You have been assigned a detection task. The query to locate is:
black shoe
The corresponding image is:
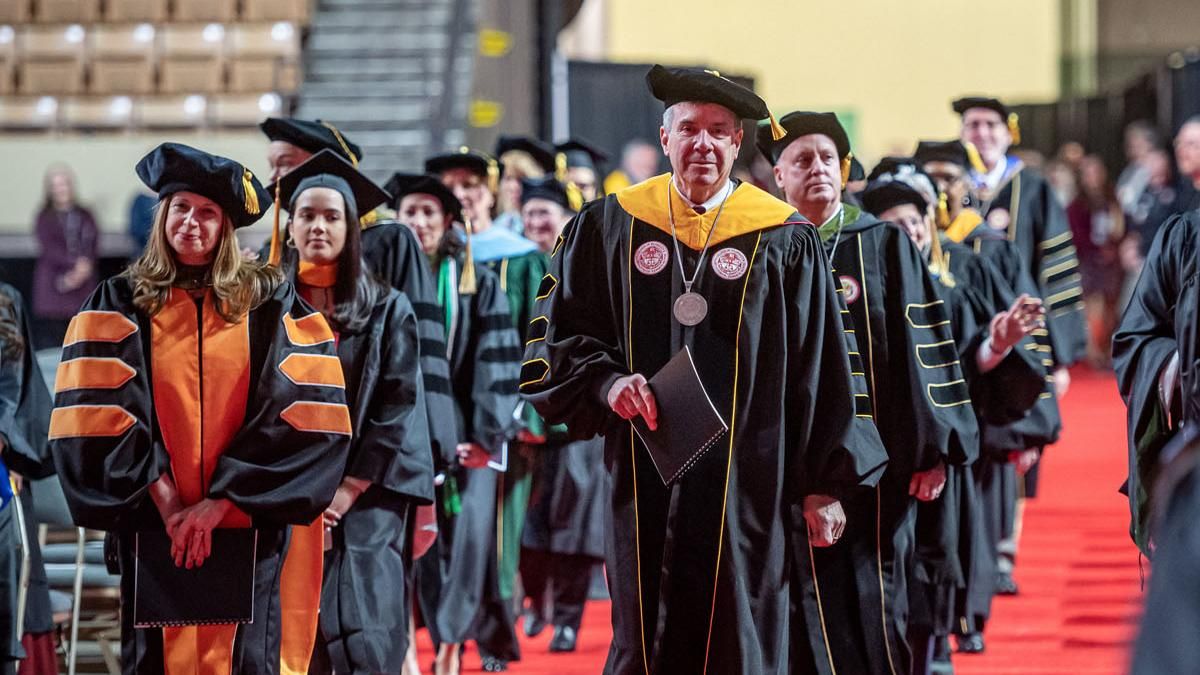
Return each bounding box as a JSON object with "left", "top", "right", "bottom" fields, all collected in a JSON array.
[
  {"left": 956, "top": 632, "right": 985, "bottom": 654},
  {"left": 995, "top": 571, "right": 1019, "bottom": 596},
  {"left": 931, "top": 636, "right": 954, "bottom": 672},
  {"left": 548, "top": 626, "right": 578, "bottom": 653},
  {"left": 480, "top": 655, "right": 508, "bottom": 672},
  {"left": 523, "top": 608, "right": 547, "bottom": 638}
]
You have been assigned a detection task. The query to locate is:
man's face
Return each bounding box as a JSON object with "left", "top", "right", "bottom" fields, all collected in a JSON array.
[
  {"left": 773, "top": 133, "right": 842, "bottom": 210},
  {"left": 567, "top": 166, "right": 598, "bottom": 201},
  {"left": 960, "top": 109, "right": 1011, "bottom": 169},
  {"left": 521, "top": 198, "right": 570, "bottom": 253},
  {"left": 1174, "top": 122, "right": 1200, "bottom": 180},
  {"left": 440, "top": 168, "right": 495, "bottom": 225},
  {"left": 659, "top": 102, "right": 743, "bottom": 192},
  {"left": 267, "top": 141, "right": 312, "bottom": 183}
]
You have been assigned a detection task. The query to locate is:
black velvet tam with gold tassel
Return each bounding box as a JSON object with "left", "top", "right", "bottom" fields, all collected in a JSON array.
[{"left": 135, "top": 142, "right": 271, "bottom": 229}]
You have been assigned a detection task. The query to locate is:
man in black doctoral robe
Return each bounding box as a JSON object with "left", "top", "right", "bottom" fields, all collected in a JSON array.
[
  {"left": 1113, "top": 211, "right": 1200, "bottom": 555},
  {"left": 760, "top": 113, "right": 979, "bottom": 674},
  {"left": 520, "top": 66, "right": 888, "bottom": 675}
]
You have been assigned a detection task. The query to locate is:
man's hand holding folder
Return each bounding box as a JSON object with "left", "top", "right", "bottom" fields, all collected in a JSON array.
[{"left": 607, "top": 374, "right": 659, "bottom": 431}]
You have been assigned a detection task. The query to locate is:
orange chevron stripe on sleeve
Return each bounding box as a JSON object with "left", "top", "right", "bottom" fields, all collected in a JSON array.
[
  {"left": 55, "top": 357, "right": 137, "bottom": 393},
  {"left": 63, "top": 311, "right": 138, "bottom": 346},
  {"left": 278, "top": 353, "right": 346, "bottom": 388},
  {"left": 48, "top": 405, "right": 137, "bottom": 439},
  {"left": 282, "top": 312, "right": 335, "bottom": 346},
  {"left": 280, "top": 401, "right": 352, "bottom": 435}
]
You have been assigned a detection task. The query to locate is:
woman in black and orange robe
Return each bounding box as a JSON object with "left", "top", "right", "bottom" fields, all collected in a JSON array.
[
  {"left": 49, "top": 143, "right": 352, "bottom": 675},
  {"left": 268, "top": 150, "right": 435, "bottom": 674}
]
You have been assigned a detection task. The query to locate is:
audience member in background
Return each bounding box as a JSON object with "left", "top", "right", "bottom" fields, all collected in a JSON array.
[
  {"left": 601, "top": 138, "right": 660, "bottom": 193},
  {"left": 1067, "top": 155, "right": 1125, "bottom": 368},
  {"left": 31, "top": 165, "right": 98, "bottom": 349},
  {"left": 1171, "top": 116, "right": 1200, "bottom": 215},
  {"left": 1129, "top": 149, "right": 1177, "bottom": 258},
  {"left": 1044, "top": 159, "right": 1078, "bottom": 207},
  {"left": 1116, "top": 121, "right": 1160, "bottom": 216},
  {"left": 127, "top": 189, "right": 158, "bottom": 253},
  {"left": 1056, "top": 141, "right": 1086, "bottom": 172}
]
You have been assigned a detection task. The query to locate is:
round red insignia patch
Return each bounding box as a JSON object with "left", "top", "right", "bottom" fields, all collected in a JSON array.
[
  {"left": 711, "top": 247, "right": 748, "bottom": 280},
  {"left": 839, "top": 275, "right": 861, "bottom": 304},
  {"left": 634, "top": 241, "right": 669, "bottom": 275},
  {"left": 986, "top": 208, "right": 1012, "bottom": 232}
]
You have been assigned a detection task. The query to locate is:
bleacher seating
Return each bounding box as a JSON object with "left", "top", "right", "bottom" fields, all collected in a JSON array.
[{"left": 0, "top": 0, "right": 309, "bottom": 130}]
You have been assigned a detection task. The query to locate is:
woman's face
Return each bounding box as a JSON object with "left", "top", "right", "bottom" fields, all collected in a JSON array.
[
  {"left": 165, "top": 191, "right": 225, "bottom": 266},
  {"left": 398, "top": 193, "right": 450, "bottom": 256},
  {"left": 288, "top": 187, "right": 347, "bottom": 265},
  {"left": 48, "top": 171, "right": 74, "bottom": 209},
  {"left": 500, "top": 171, "right": 523, "bottom": 212},
  {"left": 441, "top": 168, "right": 495, "bottom": 226}
]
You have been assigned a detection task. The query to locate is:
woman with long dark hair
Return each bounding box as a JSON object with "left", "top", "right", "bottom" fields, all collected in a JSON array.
[
  {"left": 267, "top": 150, "right": 435, "bottom": 674},
  {"left": 49, "top": 143, "right": 352, "bottom": 675}
]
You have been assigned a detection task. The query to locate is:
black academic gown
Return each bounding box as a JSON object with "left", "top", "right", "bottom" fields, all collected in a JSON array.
[
  {"left": 815, "top": 208, "right": 978, "bottom": 675},
  {"left": 908, "top": 242, "right": 1044, "bottom": 659},
  {"left": 521, "top": 175, "right": 889, "bottom": 675},
  {"left": 0, "top": 283, "right": 55, "bottom": 669},
  {"left": 412, "top": 251, "right": 523, "bottom": 660},
  {"left": 975, "top": 162, "right": 1087, "bottom": 367},
  {"left": 1113, "top": 212, "right": 1200, "bottom": 555},
  {"left": 360, "top": 221, "right": 460, "bottom": 468},
  {"left": 314, "top": 287, "right": 435, "bottom": 674},
  {"left": 49, "top": 276, "right": 352, "bottom": 675}
]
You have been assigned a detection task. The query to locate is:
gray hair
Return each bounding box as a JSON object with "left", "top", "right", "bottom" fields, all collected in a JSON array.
[{"left": 662, "top": 103, "right": 740, "bottom": 132}]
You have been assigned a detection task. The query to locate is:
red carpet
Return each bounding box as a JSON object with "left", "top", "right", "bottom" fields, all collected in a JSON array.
[{"left": 416, "top": 367, "right": 1142, "bottom": 673}]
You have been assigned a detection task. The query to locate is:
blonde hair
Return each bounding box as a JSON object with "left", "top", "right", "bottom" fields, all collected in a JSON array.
[
  {"left": 499, "top": 150, "right": 546, "bottom": 213},
  {"left": 124, "top": 196, "right": 282, "bottom": 323}
]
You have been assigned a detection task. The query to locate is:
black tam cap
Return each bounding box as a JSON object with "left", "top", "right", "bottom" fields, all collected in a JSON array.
[
  {"left": 519, "top": 176, "right": 574, "bottom": 211},
  {"left": 861, "top": 161, "right": 938, "bottom": 215},
  {"left": 914, "top": 140, "right": 969, "bottom": 168},
  {"left": 424, "top": 147, "right": 499, "bottom": 192},
  {"left": 271, "top": 149, "right": 391, "bottom": 216},
  {"left": 385, "top": 172, "right": 462, "bottom": 222},
  {"left": 756, "top": 111, "right": 851, "bottom": 165},
  {"left": 260, "top": 117, "right": 363, "bottom": 165},
  {"left": 951, "top": 97, "right": 1010, "bottom": 119},
  {"left": 556, "top": 138, "right": 609, "bottom": 172},
  {"left": 495, "top": 135, "right": 557, "bottom": 173},
  {"left": 136, "top": 142, "right": 270, "bottom": 229},
  {"left": 646, "top": 64, "right": 785, "bottom": 140}
]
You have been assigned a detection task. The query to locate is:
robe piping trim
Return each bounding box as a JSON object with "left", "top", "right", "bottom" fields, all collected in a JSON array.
[
  {"left": 626, "top": 214, "right": 650, "bottom": 675},
  {"left": 536, "top": 274, "right": 558, "bottom": 301},
  {"left": 519, "top": 358, "right": 550, "bottom": 388},
  {"left": 525, "top": 316, "right": 549, "bottom": 346},
  {"left": 926, "top": 380, "right": 971, "bottom": 408},
  {"left": 857, "top": 234, "right": 899, "bottom": 675},
  {"left": 914, "top": 340, "right": 962, "bottom": 369},
  {"left": 1038, "top": 230, "right": 1073, "bottom": 250},
  {"left": 500, "top": 257, "right": 510, "bottom": 293},
  {"left": 1006, "top": 171, "right": 1021, "bottom": 242},
  {"left": 904, "top": 300, "right": 951, "bottom": 329},
  {"left": 808, "top": 537, "right": 839, "bottom": 674},
  {"left": 702, "top": 231, "right": 761, "bottom": 674}
]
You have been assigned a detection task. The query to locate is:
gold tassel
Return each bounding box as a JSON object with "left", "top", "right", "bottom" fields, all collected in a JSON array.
[
  {"left": 486, "top": 158, "right": 500, "bottom": 194},
  {"left": 936, "top": 192, "right": 950, "bottom": 229},
  {"left": 840, "top": 153, "right": 853, "bottom": 188},
  {"left": 555, "top": 152, "right": 568, "bottom": 183},
  {"left": 320, "top": 121, "right": 359, "bottom": 166},
  {"left": 769, "top": 112, "right": 787, "bottom": 142},
  {"left": 268, "top": 180, "right": 282, "bottom": 266},
  {"left": 459, "top": 218, "right": 477, "bottom": 295},
  {"left": 964, "top": 142, "right": 987, "bottom": 174},
  {"left": 242, "top": 169, "right": 260, "bottom": 215},
  {"left": 359, "top": 209, "right": 378, "bottom": 229},
  {"left": 1007, "top": 112, "right": 1021, "bottom": 145},
  {"left": 566, "top": 182, "right": 583, "bottom": 212},
  {"left": 928, "top": 216, "right": 955, "bottom": 288}
]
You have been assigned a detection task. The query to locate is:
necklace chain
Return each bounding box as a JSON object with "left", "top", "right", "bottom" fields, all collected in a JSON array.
[{"left": 666, "top": 179, "right": 732, "bottom": 294}]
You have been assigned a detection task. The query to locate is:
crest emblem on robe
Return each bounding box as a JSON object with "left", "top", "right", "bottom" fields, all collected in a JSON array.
[
  {"left": 986, "top": 207, "right": 1012, "bottom": 232},
  {"left": 634, "top": 241, "right": 670, "bottom": 275},
  {"left": 839, "top": 274, "right": 861, "bottom": 304},
  {"left": 711, "top": 247, "right": 749, "bottom": 280}
]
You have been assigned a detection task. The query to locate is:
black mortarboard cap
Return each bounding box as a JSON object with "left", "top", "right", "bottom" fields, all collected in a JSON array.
[
  {"left": 646, "top": 64, "right": 785, "bottom": 140},
  {"left": 135, "top": 142, "right": 270, "bottom": 229},
  {"left": 495, "top": 135, "right": 557, "bottom": 173},
  {"left": 914, "top": 140, "right": 969, "bottom": 168},
  {"left": 260, "top": 117, "right": 363, "bottom": 165},
  {"left": 862, "top": 161, "right": 937, "bottom": 215},
  {"left": 424, "top": 147, "right": 500, "bottom": 193},
  {"left": 556, "top": 138, "right": 609, "bottom": 172},
  {"left": 385, "top": 172, "right": 462, "bottom": 221},
  {"left": 951, "top": 96, "right": 1010, "bottom": 118},
  {"left": 271, "top": 149, "right": 391, "bottom": 216},
  {"left": 519, "top": 176, "right": 573, "bottom": 211},
  {"left": 756, "top": 111, "right": 852, "bottom": 165}
]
